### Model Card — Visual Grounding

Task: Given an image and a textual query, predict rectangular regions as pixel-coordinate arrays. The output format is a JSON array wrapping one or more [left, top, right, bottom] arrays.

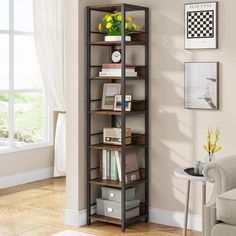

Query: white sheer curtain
[[33, 0, 66, 177]]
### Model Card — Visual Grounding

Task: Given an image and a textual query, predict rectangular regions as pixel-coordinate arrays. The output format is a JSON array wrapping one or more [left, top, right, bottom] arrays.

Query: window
[[0, 0, 50, 149]]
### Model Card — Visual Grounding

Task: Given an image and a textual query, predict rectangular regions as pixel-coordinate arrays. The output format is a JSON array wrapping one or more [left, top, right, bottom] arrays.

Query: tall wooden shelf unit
[[86, 4, 149, 231]]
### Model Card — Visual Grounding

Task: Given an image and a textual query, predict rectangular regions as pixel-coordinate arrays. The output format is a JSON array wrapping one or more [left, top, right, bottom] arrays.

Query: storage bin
[[96, 198, 140, 219], [101, 187, 135, 202]]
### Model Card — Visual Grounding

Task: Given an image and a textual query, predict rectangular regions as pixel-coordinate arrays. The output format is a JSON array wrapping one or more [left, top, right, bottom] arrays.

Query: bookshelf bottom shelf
[[89, 214, 147, 226]]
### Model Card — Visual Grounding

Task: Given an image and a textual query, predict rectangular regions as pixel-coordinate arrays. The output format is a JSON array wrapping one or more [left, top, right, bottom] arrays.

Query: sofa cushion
[[217, 188, 236, 225]]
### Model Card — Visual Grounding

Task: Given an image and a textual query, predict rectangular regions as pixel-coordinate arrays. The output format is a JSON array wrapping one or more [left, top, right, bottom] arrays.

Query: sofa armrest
[[204, 155, 236, 204]]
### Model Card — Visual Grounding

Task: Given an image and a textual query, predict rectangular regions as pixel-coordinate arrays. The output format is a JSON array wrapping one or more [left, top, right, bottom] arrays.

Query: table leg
[[202, 182, 206, 235], [183, 180, 191, 236]]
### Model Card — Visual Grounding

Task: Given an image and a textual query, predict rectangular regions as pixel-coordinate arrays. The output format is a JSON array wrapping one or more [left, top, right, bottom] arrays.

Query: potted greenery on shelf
[[98, 12, 139, 42]]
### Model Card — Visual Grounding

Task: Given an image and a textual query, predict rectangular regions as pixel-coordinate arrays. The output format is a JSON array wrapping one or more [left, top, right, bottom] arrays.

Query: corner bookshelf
[[86, 4, 149, 231]]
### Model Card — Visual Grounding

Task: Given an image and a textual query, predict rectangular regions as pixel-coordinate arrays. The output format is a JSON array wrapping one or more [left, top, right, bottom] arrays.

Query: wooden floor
[[0, 178, 201, 236]]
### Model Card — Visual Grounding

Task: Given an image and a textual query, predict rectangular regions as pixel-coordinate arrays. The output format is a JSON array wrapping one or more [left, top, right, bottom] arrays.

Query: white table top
[[174, 166, 206, 182]]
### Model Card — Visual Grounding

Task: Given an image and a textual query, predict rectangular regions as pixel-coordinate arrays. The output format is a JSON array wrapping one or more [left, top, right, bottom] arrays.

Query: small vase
[[205, 153, 215, 164], [104, 35, 131, 42]]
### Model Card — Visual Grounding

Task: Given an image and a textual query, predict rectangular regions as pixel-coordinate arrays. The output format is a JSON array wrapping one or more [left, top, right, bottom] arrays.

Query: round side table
[[174, 167, 206, 236]]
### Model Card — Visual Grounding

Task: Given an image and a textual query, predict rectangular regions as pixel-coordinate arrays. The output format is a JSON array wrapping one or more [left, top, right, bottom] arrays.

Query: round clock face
[[111, 50, 121, 63]]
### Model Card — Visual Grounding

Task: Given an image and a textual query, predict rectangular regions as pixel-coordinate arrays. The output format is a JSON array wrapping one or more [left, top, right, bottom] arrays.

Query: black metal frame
[[86, 3, 149, 232]]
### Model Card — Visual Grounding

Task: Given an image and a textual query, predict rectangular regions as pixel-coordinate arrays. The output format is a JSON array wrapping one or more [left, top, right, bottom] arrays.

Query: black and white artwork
[[185, 62, 219, 110], [185, 2, 218, 49]]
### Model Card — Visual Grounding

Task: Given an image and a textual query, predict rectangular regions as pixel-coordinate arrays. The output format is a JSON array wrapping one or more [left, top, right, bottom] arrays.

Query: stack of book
[[99, 64, 137, 77], [101, 150, 140, 183]]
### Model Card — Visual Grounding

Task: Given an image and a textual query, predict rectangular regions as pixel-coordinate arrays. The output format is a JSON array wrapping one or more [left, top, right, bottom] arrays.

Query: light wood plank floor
[[0, 178, 201, 236]]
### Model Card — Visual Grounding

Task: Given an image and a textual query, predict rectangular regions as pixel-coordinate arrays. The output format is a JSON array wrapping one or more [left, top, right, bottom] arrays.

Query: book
[[102, 150, 107, 180], [106, 150, 111, 179], [102, 63, 135, 69], [110, 151, 119, 181], [99, 71, 137, 77], [100, 68, 136, 73]]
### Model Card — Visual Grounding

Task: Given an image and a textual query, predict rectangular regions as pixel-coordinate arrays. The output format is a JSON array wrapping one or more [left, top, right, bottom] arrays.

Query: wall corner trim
[[64, 207, 202, 231], [0, 167, 54, 189]]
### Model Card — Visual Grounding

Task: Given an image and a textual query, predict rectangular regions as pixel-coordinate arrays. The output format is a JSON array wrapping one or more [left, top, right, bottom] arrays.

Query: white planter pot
[[105, 35, 131, 42]]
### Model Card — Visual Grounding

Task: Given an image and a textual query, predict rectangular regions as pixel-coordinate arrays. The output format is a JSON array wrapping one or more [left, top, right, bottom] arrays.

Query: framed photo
[[185, 2, 218, 49], [101, 83, 121, 110], [114, 95, 132, 111], [184, 62, 219, 110]]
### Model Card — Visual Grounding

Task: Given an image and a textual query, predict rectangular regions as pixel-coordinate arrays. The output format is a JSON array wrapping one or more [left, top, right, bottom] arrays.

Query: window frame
[[0, 0, 52, 152]]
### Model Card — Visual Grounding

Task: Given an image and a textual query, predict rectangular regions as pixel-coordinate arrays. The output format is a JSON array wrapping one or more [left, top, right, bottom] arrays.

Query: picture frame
[[184, 2, 218, 49], [101, 83, 121, 110], [184, 62, 219, 110], [113, 95, 132, 111]]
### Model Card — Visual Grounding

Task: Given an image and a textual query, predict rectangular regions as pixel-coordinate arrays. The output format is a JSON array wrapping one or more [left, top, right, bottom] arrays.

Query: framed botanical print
[[185, 2, 218, 49], [184, 62, 219, 110], [101, 83, 121, 110]]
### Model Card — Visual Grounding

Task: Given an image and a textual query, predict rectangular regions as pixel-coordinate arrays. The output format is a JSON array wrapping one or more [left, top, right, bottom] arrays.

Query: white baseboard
[[0, 167, 54, 189], [65, 207, 202, 231], [149, 207, 202, 231], [64, 207, 96, 227]]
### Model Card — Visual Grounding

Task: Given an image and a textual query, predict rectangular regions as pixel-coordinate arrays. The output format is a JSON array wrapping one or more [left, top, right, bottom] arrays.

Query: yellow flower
[[102, 15, 109, 21], [106, 22, 112, 29], [132, 23, 139, 30], [111, 13, 118, 17], [125, 23, 129, 29], [126, 15, 132, 22], [117, 15, 122, 21], [106, 16, 112, 22], [98, 23, 103, 32]]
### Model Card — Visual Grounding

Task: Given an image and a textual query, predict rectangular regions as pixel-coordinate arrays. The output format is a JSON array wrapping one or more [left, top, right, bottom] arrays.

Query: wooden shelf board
[[89, 179, 121, 188], [88, 4, 148, 12], [90, 41, 146, 46], [89, 143, 147, 151], [90, 76, 146, 80], [90, 214, 121, 225], [89, 110, 147, 116], [89, 178, 147, 188]]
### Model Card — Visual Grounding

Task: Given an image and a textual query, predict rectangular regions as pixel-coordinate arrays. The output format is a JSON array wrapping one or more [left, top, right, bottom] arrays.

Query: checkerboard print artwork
[[187, 10, 214, 39]]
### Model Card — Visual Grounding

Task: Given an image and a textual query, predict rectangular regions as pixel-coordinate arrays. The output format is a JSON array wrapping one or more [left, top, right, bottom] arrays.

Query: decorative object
[[185, 2, 218, 49], [103, 128, 132, 145], [185, 62, 219, 110], [101, 83, 121, 110], [203, 127, 222, 163], [98, 12, 139, 42], [111, 49, 122, 63], [114, 95, 132, 111]]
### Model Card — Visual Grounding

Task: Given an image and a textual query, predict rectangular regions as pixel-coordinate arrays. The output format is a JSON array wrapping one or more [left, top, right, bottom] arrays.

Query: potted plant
[[98, 12, 139, 42]]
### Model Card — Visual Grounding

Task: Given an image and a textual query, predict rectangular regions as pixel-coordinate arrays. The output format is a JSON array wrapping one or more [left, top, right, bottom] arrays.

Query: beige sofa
[[204, 155, 236, 236]]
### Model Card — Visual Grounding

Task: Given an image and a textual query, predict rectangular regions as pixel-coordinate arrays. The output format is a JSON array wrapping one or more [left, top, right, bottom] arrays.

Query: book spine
[[110, 151, 119, 181], [102, 150, 107, 180], [115, 151, 122, 181], [106, 150, 110, 180]]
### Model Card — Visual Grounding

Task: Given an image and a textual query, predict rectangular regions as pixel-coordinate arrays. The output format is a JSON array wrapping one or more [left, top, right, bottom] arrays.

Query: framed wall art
[[185, 2, 218, 49], [101, 83, 121, 110], [113, 95, 132, 111], [184, 62, 219, 110]]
